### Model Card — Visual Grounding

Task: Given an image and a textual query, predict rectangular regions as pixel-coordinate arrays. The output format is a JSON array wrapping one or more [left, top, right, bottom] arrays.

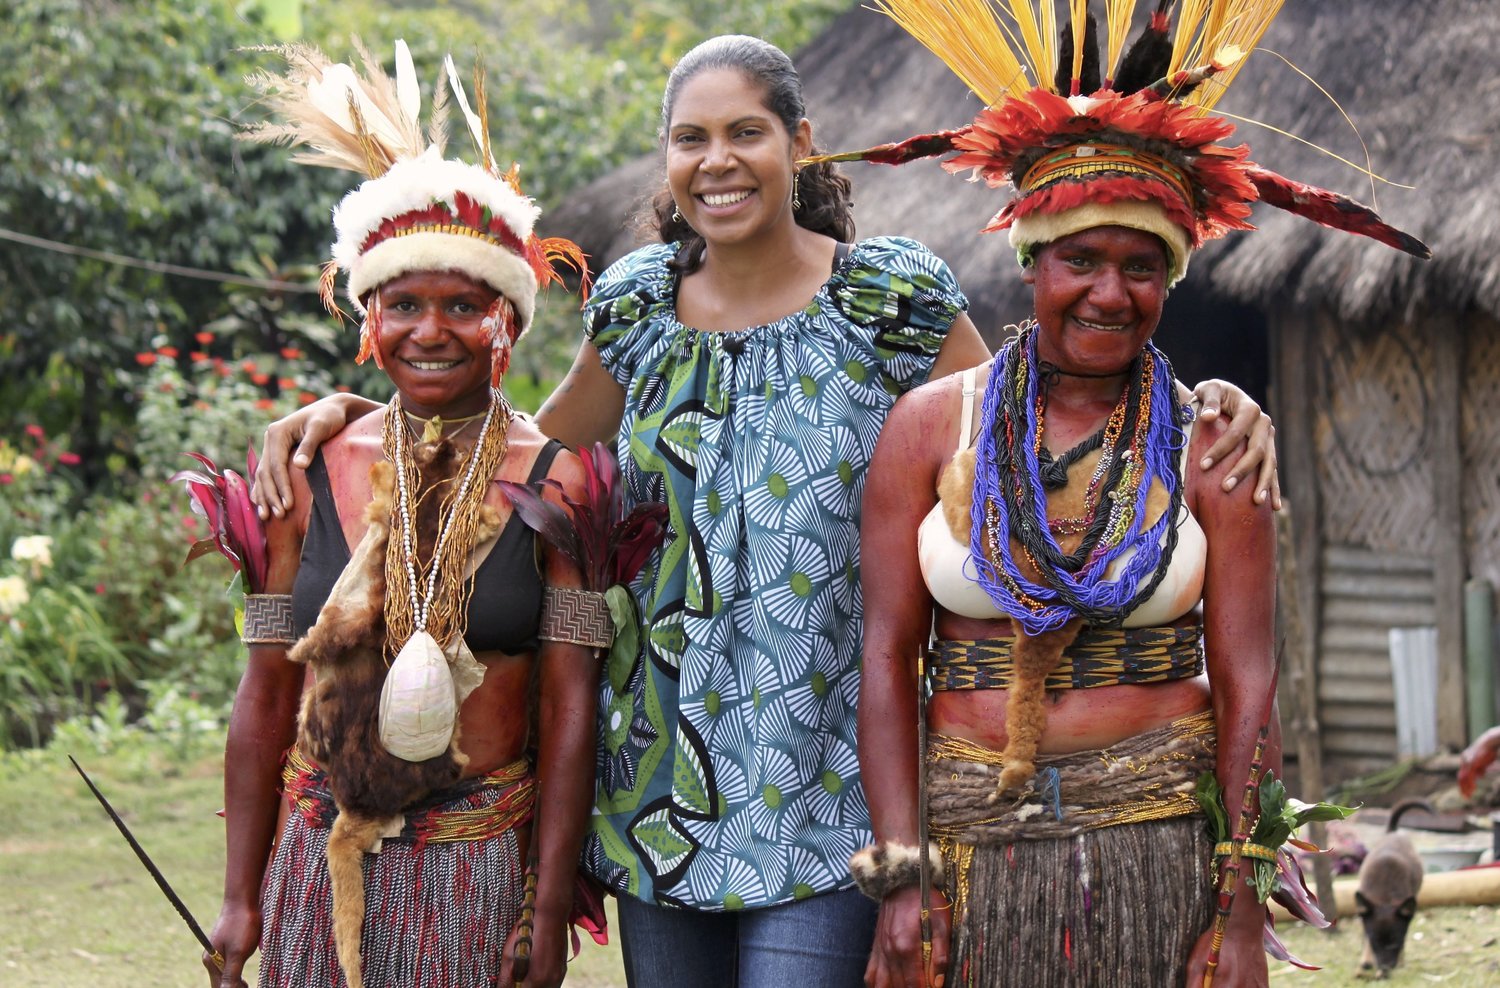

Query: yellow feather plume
[[871, 0, 1034, 105], [1103, 0, 1140, 83]]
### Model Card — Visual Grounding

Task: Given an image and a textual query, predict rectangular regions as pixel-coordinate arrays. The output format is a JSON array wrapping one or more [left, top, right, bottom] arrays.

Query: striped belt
[[930, 623, 1204, 691]]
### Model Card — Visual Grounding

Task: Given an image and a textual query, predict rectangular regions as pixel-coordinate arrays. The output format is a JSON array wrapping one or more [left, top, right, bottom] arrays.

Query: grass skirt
[[257, 756, 532, 988], [931, 712, 1216, 988]]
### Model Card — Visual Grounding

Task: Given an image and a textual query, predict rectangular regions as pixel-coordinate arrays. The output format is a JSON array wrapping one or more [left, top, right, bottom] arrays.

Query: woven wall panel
[[1315, 317, 1435, 552], [1462, 314, 1500, 588]]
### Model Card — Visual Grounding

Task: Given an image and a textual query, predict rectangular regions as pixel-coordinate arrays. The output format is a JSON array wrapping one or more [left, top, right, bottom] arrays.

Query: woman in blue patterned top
[[251, 34, 1278, 988]]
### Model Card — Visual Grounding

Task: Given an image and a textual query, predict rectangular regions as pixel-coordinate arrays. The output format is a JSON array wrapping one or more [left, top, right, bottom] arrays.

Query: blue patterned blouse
[[582, 236, 967, 911]]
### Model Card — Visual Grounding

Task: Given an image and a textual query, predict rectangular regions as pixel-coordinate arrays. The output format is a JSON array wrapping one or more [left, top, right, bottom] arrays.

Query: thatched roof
[[547, 0, 1498, 332], [1194, 0, 1499, 324]]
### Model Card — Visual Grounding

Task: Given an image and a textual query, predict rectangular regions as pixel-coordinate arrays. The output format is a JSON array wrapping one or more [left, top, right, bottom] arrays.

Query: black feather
[[1054, 12, 1102, 95], [1114, 0, 1175, 94]]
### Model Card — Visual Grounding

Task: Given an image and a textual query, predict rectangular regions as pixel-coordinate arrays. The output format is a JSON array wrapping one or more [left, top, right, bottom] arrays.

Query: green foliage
[[1195, 770, 1357, 904], [0, 0, 849, 749], [0, 0, 343, 479]]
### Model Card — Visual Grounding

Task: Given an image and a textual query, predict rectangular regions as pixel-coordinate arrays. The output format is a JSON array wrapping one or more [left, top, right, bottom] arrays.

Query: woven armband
[[242, 593, 296, 645], [539, 587, 612, 649], [849, 841, 946, 901]]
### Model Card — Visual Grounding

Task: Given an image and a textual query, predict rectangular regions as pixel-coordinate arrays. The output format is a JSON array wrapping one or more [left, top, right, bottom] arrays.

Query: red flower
[[255, 398, 275, 410], [216, 365, 231, 378], [299, 391, 318, 405], [182, 515, 199, 530], [57, 452, 81, 466], [136, 352, 158, 366], [24, 424, 44, 439], [158, 346, 180, 359], [280, 347, 304, 359], [251, 373, 270, 386], [278, 377, 296, 390], [0, 474, 12, 485], [241, 360, 258, 373], [335, 384, 352, 393], [94, 583, 106, 595], [190, 351, 208, 363], [195, 331, 214, 345]]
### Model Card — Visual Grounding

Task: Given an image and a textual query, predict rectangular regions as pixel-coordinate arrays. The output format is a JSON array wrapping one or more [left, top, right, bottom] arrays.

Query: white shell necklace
[[393, 390, 500, 635], [378, 389, 501, 761]]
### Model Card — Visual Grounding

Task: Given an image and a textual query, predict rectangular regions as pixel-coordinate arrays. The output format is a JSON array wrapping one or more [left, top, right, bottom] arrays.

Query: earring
[[672, 203, 684, 223], [792, 171, 802, 211]]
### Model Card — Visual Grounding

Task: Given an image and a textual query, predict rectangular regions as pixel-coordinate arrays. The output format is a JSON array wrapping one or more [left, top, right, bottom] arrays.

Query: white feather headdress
[[243, 41, 587, 338]]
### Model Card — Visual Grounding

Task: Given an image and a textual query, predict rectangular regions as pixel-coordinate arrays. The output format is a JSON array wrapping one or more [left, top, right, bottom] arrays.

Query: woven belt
[[282, 746, 536, 843], [930, 623, 1204, 691]]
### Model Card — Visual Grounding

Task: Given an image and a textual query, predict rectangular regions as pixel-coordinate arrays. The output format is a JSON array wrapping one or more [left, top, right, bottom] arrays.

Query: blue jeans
[[617, 887, 877, 988]]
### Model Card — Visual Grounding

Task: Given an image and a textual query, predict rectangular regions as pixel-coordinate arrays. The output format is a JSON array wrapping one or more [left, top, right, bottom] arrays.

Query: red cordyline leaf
[[1269, 850, 1331, 929], [497, 479, 585, 571], [222, 469, 268, 593], [169, 451, 269, 593], [499, 444, 667, 592], [1262, 911, 1320, 970], [608, 504, 669, 586]]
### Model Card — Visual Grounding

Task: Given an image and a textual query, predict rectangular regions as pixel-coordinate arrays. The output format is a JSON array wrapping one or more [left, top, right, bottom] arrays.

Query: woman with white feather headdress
[[205, 41, 608, 988]]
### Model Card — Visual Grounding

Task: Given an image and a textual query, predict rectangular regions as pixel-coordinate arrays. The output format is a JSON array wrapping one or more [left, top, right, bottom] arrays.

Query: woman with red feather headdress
[[844, 2, 1428, 986]]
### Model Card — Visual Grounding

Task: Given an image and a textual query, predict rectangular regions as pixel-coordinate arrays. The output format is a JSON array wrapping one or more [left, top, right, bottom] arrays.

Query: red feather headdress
[[808, 0, 1428, 281]]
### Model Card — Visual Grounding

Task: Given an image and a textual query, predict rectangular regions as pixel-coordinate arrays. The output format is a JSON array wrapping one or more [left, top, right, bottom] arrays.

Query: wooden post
[[1272, 311, 1335, 914], [1431, 318, 1468, 749]]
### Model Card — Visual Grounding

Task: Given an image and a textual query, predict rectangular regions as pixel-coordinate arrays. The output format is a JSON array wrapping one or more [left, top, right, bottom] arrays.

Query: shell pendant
[[378, 630, 457, 761]]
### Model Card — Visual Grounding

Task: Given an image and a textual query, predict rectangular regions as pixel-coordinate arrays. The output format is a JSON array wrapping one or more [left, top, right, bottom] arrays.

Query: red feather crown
[[808, 1, 1429, 275]]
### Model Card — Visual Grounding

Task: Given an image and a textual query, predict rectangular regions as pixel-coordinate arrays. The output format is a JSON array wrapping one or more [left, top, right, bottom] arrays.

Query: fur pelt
[[287, 439, 502, 988], [848, 842, 946, 901]]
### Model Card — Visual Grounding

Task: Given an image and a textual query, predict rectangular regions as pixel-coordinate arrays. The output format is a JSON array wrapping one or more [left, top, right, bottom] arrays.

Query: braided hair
[[646, 35, 854, 275]]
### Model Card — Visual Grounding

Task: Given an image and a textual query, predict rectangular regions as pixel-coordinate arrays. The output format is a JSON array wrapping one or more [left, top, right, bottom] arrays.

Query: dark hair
[[645, 35, 855, 274]]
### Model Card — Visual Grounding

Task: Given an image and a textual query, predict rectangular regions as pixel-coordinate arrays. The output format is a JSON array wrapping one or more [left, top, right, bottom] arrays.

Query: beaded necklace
[[381, 389, 512, 658], [968, 323, 1188, 635]]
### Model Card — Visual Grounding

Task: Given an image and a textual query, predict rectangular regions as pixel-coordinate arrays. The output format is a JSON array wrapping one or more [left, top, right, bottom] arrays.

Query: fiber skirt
[[930, 712, 1217, 988], [257, 753, 534, 988]]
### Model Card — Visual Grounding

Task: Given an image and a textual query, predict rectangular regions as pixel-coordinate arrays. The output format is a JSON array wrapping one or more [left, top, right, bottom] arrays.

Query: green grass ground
[[3, 744, 1493, 987], [0, 746, 626, 987], [1272, 906, 1499, 986]]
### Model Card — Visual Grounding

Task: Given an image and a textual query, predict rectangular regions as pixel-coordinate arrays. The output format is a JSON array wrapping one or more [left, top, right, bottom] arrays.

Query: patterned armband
[[242, 593, 296, 645], [540, 587, 612, 649]]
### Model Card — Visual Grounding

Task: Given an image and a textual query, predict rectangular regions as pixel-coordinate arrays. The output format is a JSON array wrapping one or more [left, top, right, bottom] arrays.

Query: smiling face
[[665, 67, 812, 248], [373, 269, 501, 418], [1023, 225, 1170, 376]]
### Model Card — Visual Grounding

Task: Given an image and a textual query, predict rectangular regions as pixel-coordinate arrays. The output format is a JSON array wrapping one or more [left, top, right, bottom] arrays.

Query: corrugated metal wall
[[1317, 546, 1435, 760]]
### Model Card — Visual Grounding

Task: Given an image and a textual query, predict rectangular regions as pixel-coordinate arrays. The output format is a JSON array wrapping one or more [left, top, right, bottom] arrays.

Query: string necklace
[[403, 407, 488, 444], [967, 322, 1187, 634], [382, 389, 512, 658]]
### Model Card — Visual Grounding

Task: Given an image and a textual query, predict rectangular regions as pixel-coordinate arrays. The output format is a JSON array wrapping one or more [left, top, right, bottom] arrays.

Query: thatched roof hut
[[547, 0, 1500, 774]]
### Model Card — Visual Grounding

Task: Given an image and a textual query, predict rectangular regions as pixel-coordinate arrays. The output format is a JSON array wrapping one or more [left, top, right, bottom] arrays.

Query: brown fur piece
[[994, 618, 1084, 795], [1355, 800, 1430, 979], [848, 842, 946, 901], [287, 441, 479, 988]]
